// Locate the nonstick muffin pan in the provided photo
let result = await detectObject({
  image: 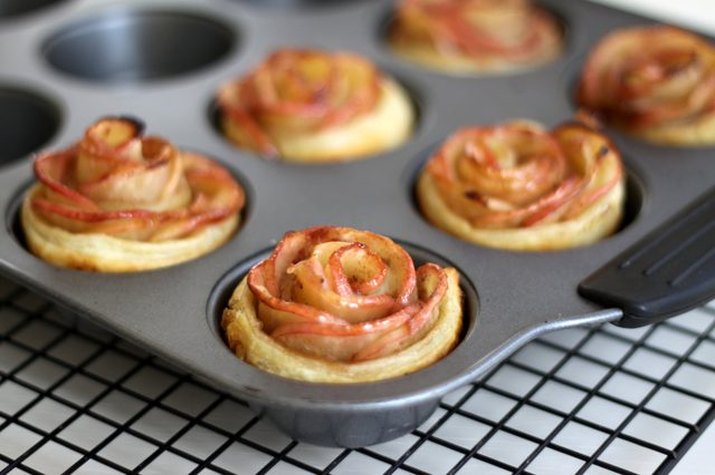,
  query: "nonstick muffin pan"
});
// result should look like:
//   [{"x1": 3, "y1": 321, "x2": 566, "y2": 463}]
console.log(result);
[{"x1": 0, "y1": 0, "x2": 714, "y2": 448}]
